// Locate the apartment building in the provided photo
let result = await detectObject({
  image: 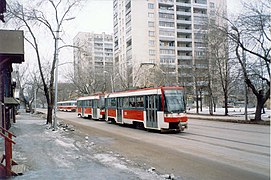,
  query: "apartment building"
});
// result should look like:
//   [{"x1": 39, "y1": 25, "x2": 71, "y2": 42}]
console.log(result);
[
  {"x1": 73, "y1": 32, "x2": 113, "y2": 92},
  {"x1": 113, "y1": 0, "x2": 227, "y2": 94}
]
